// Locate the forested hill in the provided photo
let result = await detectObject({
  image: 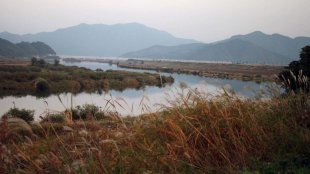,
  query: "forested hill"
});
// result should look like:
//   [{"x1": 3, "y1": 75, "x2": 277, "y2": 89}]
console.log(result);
[{"x1": 0, "y1": 38, "x2": 56, "y2": 57}]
